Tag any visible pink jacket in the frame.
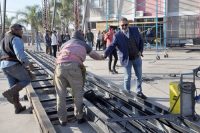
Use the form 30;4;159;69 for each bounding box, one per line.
104;29;114;47
56;42;87;65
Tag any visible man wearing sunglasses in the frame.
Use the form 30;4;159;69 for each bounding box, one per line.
104;17;146;99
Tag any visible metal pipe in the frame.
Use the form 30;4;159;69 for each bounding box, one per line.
1;0;6;39
156;0;158;55
106;0;109;31
117;0;119;27
0;2;2;36
164;0;167;51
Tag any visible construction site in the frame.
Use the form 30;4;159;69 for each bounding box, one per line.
0;0;200;133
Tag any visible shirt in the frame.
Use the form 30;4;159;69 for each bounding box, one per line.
0;36;29;69
51;33;58;46
56;39;92;65
123;29;129;38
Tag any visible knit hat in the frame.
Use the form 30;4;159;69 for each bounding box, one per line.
9;23;23;31
72;30;85;42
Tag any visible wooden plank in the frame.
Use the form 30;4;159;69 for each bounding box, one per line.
26;84;56;133
32;81;54;89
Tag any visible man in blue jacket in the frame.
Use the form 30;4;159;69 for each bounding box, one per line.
104;17;147;99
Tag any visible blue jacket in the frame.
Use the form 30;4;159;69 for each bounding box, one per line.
104;27;144;66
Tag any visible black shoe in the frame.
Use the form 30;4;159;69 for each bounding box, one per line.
15;106;26;114
112;69;118;74
2;91;14;104
109;70;113;73
77;118;86;124
136;92;147;99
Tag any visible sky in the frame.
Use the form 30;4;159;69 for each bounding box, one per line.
1;0;42;17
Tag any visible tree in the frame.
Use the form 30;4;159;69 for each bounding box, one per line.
5;16;15;28
49;0;74;32
16;5;43;45
60;0;74;32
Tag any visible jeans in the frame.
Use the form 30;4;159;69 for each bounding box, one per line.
87;41;93;48
2;63;31;88
36;41;42;51
96;39;101;50
123;57;142;93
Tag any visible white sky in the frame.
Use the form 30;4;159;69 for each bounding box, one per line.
1;0;42;17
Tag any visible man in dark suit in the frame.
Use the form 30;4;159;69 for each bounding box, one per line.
104;17;146;99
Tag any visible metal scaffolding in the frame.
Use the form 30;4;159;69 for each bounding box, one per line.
165;0;200;47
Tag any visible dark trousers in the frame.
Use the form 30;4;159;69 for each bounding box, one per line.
108;49;118;71
46;45;52;55
96;39;101;50
52;45;57;57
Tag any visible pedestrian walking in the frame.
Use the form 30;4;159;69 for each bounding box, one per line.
57;30;62;51
103;17;147;99
96;30;101;51
101;31;106;50
54;30;104;126
145;28;154;49
35;30;42;51
0;24;34;113
44;30;52;55
85;29;94;47
104;27;118;74
51;30;58;57
61;31;70;44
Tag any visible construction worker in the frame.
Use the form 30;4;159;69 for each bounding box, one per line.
0;24;34;113
54;30;104;126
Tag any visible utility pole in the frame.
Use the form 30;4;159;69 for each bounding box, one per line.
164;0;167;55
1;0;6;39
74;0;79;30
82;0;88;33
0;2;2;35
155;0;159;59
51;0;56;31
42;0;50;30
117;0;119;27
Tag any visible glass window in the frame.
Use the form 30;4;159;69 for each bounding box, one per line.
92;0;101;8
91;22;96;29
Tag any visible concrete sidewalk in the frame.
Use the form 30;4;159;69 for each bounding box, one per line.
0;71;40;133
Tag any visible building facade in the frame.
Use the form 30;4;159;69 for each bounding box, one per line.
83;0;200;45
